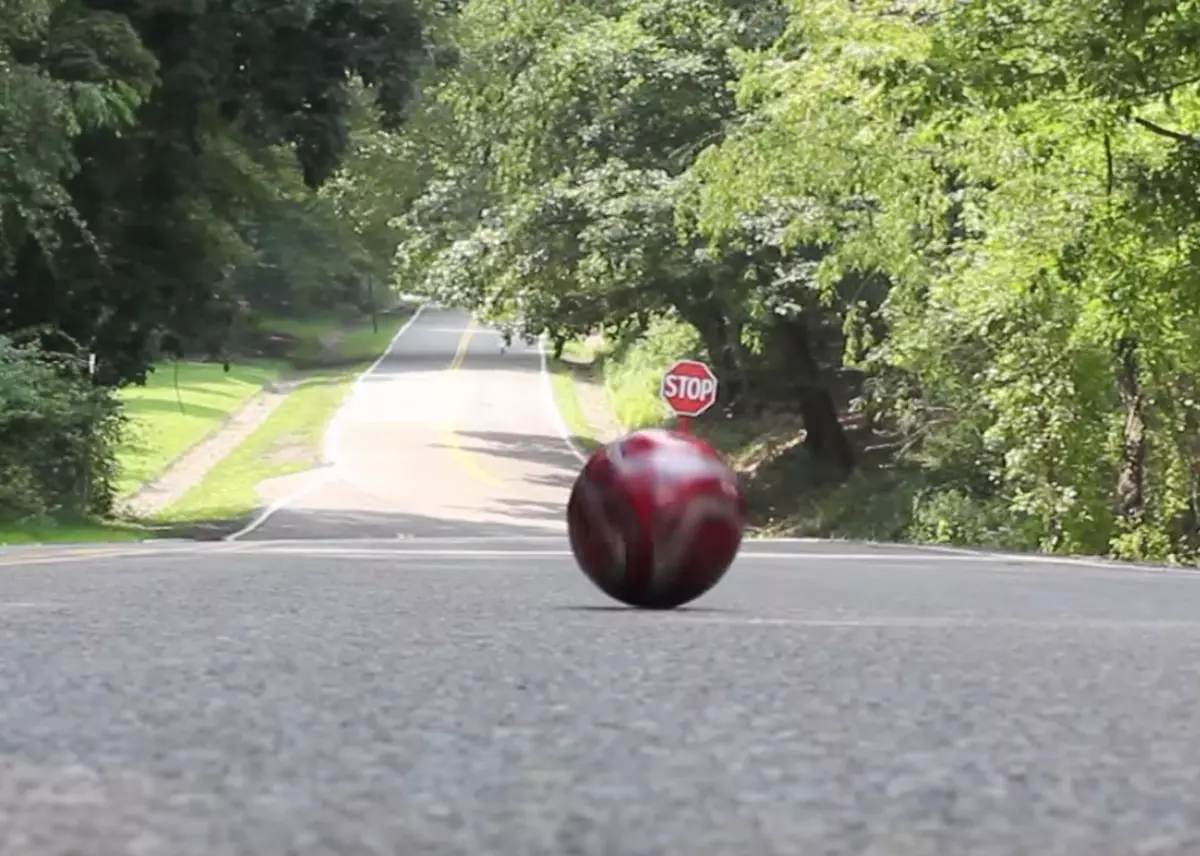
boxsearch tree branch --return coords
[1133,116,1200,146]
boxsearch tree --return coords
[0,0,433,385]
[693,0,1200,557]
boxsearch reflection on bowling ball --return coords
[566,428,747,609]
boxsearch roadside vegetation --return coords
[0,310,405,544]
[155,315,407,532]
[7,0,1200,563]
[378,0,1200,564]
[115,361,285,498]
[0,0,429,543]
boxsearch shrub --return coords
[0,335,125,522]
[602,319,701,429]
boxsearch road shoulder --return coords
[144,311,415,539]
[548,346,626,451]
[109,309,408,537]
[118,380,296,519]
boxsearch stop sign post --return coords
[660,359,719,432]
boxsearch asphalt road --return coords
[234,306,581,541]
[4,309,1200,854]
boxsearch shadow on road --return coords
[492,497,568,523]
[554,604,735,615]
[435,430,585,479]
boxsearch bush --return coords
[907,487,1040,551]
[0,335,125,522]
[602,319,701,429]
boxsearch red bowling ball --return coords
[566,428,747,609]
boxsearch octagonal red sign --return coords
[660,359,719,417]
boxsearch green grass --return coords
[156,314,409,524]
[0,310,406,544]
[560,339,595,362]
[154,368,355,522]
[116,361,285,496]
[336,319,402,363]
[324,313,406,363]
[254,314,344,341]
[114,311,396,499]
[0,518,154,545]
[249,313,348,362]
[600,320,700,430]
[560,320,853,539]
[549,323,704,446]
[549,360,603,452]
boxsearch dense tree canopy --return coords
[9,0,1200,560]
[688,0,1200,557]
[365,0,1200,561]
[0,0,437,520]
[1,0,430,386]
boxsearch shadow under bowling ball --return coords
[554,604,734,615]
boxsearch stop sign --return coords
[660,360,719,418]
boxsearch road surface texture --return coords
[4,310,1200,855]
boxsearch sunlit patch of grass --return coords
[116,360,285,496]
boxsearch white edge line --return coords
[538,334,590,463]
[324,304,428,467]
[22,541,1197,576]
[224,304,429,541]
[231,548,909,559]
[204,547,1187,567]
[215,547,1200,574]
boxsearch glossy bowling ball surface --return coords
[566,428,747,609]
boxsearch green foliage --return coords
[10,0,1200,560]
[0,0,447,520]
[685,0,1200,559]
[0,335,124,522]
[603,319,700,428]
[368,0,1200,561]
[390,0,767,342]
[0,0,436,387]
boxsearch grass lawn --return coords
[339,320,403,362]
[548,360,604,452]
[0,311,404,545]
[114,310,389,498]
[116,361,285,496]
[251,313,348,363]
[0,519,155,545]
[156,314,408,524]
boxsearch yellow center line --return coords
[0,545,188,569]
[443,318,501,485]
[0,539,276,569]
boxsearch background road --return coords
[4,309,1200,855]
[237,306,581,540]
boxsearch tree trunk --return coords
[778,316,855,476]
[686,305,747,412]
[1114,336,1146,524]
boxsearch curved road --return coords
[3,308,1200,854]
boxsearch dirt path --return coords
[562,349,626,444]
[118,330,352,519]
[117,376,300,519]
